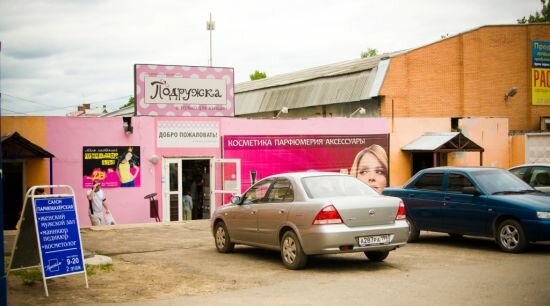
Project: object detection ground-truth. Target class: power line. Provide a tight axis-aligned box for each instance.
[1,93,132,115]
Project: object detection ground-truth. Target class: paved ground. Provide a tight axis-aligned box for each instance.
[4,220,550,305]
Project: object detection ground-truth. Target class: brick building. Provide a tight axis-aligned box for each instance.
[380,24,550,132]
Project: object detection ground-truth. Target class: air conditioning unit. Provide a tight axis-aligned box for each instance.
[541,117,550,132]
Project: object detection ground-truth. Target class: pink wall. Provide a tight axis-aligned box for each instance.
[47,117,157,226]
[44,116,390,226]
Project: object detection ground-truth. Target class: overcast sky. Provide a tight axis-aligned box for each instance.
[0,0,541,116]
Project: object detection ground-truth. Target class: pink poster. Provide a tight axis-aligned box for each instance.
[223,135,389,192]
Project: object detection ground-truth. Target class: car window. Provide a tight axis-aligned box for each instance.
[446,173,474,193]
[472,169,533,194]
[530,167,550,187]
[509,167,528,180]
[266,179,294,203]
[302,175,377,198]
[242,179,273,204]
[410,173,444,191]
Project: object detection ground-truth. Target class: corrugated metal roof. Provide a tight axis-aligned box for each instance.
[402,132,484,152]
[235,53,402,115]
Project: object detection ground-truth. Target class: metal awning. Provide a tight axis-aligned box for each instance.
[402,132,484,166]
[1,132,55,159]
[402,132,484,153]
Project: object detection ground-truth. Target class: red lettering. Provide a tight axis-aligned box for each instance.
[541,70,547,87]
[534,70,540,86]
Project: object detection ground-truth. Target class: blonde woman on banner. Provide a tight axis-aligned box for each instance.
[350,144,388,194]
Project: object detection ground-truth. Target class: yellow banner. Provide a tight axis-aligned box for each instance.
[532,68,550,106]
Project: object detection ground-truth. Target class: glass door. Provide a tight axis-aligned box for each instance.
[210,158,241,213]
[162,158,182,222]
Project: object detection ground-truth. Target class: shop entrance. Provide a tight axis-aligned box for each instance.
[163,158,210,221]
[162,157,241,222]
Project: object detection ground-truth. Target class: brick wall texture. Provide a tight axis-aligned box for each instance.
[380,24,550,131]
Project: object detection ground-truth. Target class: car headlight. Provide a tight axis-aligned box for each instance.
[536,212,550,219]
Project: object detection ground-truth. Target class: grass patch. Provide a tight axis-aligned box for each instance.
[9,264,114,285]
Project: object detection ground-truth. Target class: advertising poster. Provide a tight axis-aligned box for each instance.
[223,134,389,193]
[83,146,141,188]
[532,41,550,106]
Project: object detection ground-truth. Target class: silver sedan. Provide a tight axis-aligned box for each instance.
[211,172,409,269]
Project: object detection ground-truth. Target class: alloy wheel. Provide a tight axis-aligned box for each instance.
[282,236,297,264]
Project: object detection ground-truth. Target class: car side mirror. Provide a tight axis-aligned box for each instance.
[230,195,242,205]
[463,186,481,195]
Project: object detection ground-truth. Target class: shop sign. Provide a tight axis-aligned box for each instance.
[157,120,220,148]
[532,41,550,106]
[223,134,389,191]
[135,64,234,117]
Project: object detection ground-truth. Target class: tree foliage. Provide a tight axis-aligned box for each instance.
[360,48,378,58]
[249,70,267,80]
[120,96,135,109]
[518,0,550,24]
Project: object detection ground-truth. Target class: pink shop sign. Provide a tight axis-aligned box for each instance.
[134,64,234,117]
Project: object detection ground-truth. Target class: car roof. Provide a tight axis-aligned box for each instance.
[263,171,349,180]
[419,166,503,173]
[509,163,550,169]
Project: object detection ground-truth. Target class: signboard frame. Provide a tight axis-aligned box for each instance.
[8,185,88,296]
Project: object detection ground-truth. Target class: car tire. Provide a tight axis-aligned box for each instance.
[280,231,308,270]
[214,221,235,253]
[407,218,420,242]
[496,219,527,253]
[364,250,390,262]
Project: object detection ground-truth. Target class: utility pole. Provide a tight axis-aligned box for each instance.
[206,13,215,66]
[0,40,7,306]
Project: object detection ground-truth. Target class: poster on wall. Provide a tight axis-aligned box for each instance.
[83,146,141,188]
[134,64,235,117]
[532,41,550,106]
[223,134,389,194]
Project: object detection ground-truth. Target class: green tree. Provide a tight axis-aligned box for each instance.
[249,70,267,80]
[360,48,378,58]
[518,0,550,23]
[120,96,135,109]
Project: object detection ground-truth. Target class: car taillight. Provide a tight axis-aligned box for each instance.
[396,201,406,220]
[313,204,343,225]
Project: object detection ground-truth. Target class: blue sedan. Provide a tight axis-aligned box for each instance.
[383,167,550,253]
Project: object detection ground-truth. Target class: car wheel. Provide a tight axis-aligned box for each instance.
[280,231,308,270]
[496,219,527,253]
[364,250,390,262]
[214,222,235,253]
[407,218,420,242]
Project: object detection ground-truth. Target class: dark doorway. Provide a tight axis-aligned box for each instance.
[181,159,210,220]
[411,153,434,176]
[2,161,24,230]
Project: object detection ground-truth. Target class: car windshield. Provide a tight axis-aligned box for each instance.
[471,169,535,195]
[302,175,378,198]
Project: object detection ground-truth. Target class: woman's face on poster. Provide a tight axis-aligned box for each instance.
[124,152,133,161]
[356,152,387,194]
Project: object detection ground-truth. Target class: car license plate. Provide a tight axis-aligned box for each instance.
[358,235,390,246]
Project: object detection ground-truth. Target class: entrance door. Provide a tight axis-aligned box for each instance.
[2,161,24,230]
[162,157,214,221]
[210,159,241,211]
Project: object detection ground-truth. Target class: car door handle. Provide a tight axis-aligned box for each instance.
[444,197,451,201]
[250,210,257,215]
[408,194,416,198]
[278,209,286,214]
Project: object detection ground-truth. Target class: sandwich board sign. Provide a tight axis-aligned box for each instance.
[8,185,88,296]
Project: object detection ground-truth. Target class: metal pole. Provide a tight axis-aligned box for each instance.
[0,39,8,306]
[209,13,212,66]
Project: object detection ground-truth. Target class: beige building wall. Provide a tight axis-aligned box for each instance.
[388,117,510,187]
[388,117,450,186]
